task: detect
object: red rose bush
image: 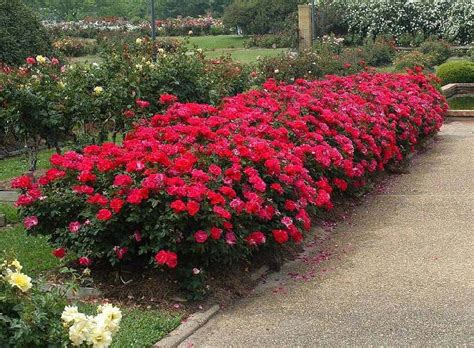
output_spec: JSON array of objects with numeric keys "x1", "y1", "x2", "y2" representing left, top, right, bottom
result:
[{"x1": 14, "y1": 71, "x2": 446, "y2": 282}]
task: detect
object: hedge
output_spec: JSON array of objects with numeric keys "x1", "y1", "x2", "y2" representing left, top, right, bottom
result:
[
  {"x1": 436, "y1": 60, "x2": 474, "y2": 85},
  {"x1": 14, "y1": 71, "x2": 446, "y2": 292}
]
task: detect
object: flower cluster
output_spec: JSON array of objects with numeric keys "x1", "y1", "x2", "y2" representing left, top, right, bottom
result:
[
  {"x1": 153, "y1": 16, "x2": 230, "y2": 36},
  {"x1": 0, "y1": 259, "x2": 32, "y2": 293},
  {"x1": 62, "y1": 304, "x2": 122, "y2": 347},
  {"x1": 15, "y1": 71, "x2": 446, "y2": 278}
]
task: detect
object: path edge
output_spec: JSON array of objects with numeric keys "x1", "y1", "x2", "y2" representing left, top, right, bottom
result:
[{"x1": 153, "y1": 304, "x2": 220, "y2": 348}]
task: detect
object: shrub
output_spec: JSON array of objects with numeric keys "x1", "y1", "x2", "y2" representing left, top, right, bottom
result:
[
  {"x1": 0, "y1": 0, "x2": 54, "y2": 66},
  {"x1": 244, "y1": 33, "x2": 295, "y2": 49},
  {"x1": 361, "y1": 37, "x2": 396, "y2": 67},
  {"x1": 436, "y1": 60, "x2": 474, "y2": 85},
  {"x1": 419, "y1": 39, "x2": 452, "y2": 66},
  {"x1": 393, "y1": 51, "x2": 433, "y2": 71},
  {"x1": 53, "y1": 37, "x2": 98, "y2": 57},
  {"x1": 0, "y1": 258, "x2": 67, "y2": 345},
  {"x1": 15, "y1": 71, "x2": 446, "y2": 293}
]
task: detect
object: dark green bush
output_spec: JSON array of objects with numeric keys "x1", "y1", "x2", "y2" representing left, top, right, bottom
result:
[
  {"x1": 436, "y1": 60, "x2": 474, "y2": 85},
  {"x1": 419, "y1": 39, "x2": 452, "y2": 66},
  {"x1": 0, "y1": 0, "x2": 54, "y2": 66}
]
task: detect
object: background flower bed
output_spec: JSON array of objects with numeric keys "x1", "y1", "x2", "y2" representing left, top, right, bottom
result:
[{"x1": 14, "y1": 70, "x2": 447, "y2": 294}]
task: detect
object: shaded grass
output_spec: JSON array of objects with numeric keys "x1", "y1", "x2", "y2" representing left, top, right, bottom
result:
[
  {"x1": 68, "y1": 54, "x2": 103, "y2": 64},
  {"x1": 0, "y1": 148, "x2": 55, "y2": 181},
  {"x1": 0, "y1": 225, "x2": 64, "y2": 276},
  {"x1": 448, "y1": 96, "x2": 474, "y2": 110}
]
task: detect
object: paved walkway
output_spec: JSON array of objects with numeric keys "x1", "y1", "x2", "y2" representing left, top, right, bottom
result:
[{"x1": 182, "y1": 120, "x2": 474, "y2": 347}]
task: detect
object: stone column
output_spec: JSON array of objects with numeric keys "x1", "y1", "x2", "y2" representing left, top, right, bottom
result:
[{"x1": 298, "y1": 4, "x2": 313, "y2": 51}]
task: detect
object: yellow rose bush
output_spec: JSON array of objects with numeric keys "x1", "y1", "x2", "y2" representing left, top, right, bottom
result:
[{"x1": 0, "y1": 257, "x2": 122, "y2": 346}]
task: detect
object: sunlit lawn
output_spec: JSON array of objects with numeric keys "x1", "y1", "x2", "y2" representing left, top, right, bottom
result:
[{"x1": 0, "y1": 148, "x2": 56, "y2": 181}]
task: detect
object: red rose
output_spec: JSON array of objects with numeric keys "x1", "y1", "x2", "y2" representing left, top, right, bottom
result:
[
  {"x1": 210, "y1": 227, "x2": 223, "y2": 240},
  {"x1": 53, "y1": 247, "x2": 66, "y2": 258},
  {"x1": 26, "y1": 57, "x2": 36, "y2": 65},
  {"x1": 159, "y1": 93, "x2": 178, "y2": 105},
  {"x1": 194, "y1": 230, "x2": 208, "y2": 243},
  {"x1": 170, "y1": 200, "x2": 186, "y2": 213},
  {"x1": 110, "y1": 198, "x2": 124, "y2": 213},
  {"x1": 154, "y1": 250, "x2": 178, "y2": 268},
  {"x1": 186, "y1": 200, "x2": 200, "y2": 216},
  {"x1": 97, "y1": 209, "x2": 112, "y2": 221},
  {"x1": 272, "y1": 229, "x2": 289, "y2": 244},
  {"x1": 78, "y1": 257, "x2": 91, "y2": 266},
  {"x1": 245, "y1": 231, "x2": 266, "y2": 246},
  {"x1": 11, "y1": 175, "x2": 33, "y2": 190},
  {"x1": 23, "y1": 216, "x2": 38, "y2": 229},
  {"x1": 135, "y1": 99, "x2": 150, "y2": 108},
  {"x1": 113, "y1": 174, "x2": 133, "y2": 187}
]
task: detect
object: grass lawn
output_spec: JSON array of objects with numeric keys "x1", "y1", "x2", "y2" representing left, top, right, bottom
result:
[
  {"x1": 0, "y1": 148, "x2": 56, "y2": 181},
  {"x1": 0, "y1": 225, "x2": 63, "y2": 276},
  {"x1": 67, "y1": 35, "x2": 287, "y2": 64},
  {"x1": 185, "y1": 34, "x2": 246, "y2": 49},
  {"x1": 205, "y1": 47, "x2": 287, "y2": 63},
  {"x1": 448, "y1": 96, "x2": 474, "y2": 110}
]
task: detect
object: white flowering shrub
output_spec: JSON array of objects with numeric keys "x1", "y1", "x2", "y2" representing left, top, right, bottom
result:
[{"x1": 337, "y1": 0, "x2": 473, "y2": 44}]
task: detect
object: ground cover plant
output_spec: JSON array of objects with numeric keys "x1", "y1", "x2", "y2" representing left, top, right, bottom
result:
[{"x1": 13, "y1": 70, "x2": 447, "y2": 295}]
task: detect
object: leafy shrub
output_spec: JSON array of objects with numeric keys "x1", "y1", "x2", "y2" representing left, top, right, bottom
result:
[
  {"x1": 0, "y1": 0, "x2": 54, "y2": 66},
  {"x1": 53, "y1": 37, "x2": 98, "y2": 57},
  {"x1": 436, "y1": 60, "x2": 474, "y2": 85},
  {"x1": 257, "y1": 45, "x2": 365, "y2": 83},
  {"x1": 393, "y1": 51, "x2": 433, "y2": 71},
  {"x1": 0, "y1": 258, "x2": 67, "y2": 345},
  {"x1": 361, "y1": 37, "x2": 396, "y2": 67},
  {"x1": 419, "y1": 39, "x2": 452, "y2": 66},
  {"x1": 15, "y1": 72, "x2": 446, "y2": 293}
]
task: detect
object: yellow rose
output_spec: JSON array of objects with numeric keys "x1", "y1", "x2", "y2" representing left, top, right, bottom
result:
[
  {"x1": 36, "y1": 55, "x2": 47, "y2": 64},
  {"x1": 7, "y1": 272, "x2": 32, "y2": 292},
  {"x1": 135, "y1": 38, "x2": 143, "y2": 45},
  {"x1": 93, "y1": 86, "x2": 104, "y2": 95}
]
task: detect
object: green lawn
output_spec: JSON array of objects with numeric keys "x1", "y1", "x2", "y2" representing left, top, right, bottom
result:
[
  {"x1": 205, "y1": 47, "x2": 287, "y2": 63},
  {"x1": 185, "y1": 34, "x2": 246, "y2": 49},
  {"x1": 0, "y1": 225, "x2": 63, "y2": 276},
  {"x1": 0, "y1": 148, "x2": 56, "y2": 181},
  {"x1": 68, "y1": 54, "x2": 103, "y2": 64},
  {"x1": 448, "y1": 96, "x2": 474, "y2": 110}
]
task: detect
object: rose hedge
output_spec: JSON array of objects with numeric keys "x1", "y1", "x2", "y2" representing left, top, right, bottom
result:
[{"x1": 14, "y1": 71, "x2": 446, "y2": 282}]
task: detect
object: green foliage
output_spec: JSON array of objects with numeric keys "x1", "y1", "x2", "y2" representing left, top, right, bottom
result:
[
  {"x1": 361, "y1": 37, "x2": 396, "y2": 67},
  {"x1": 419, "y1": 38, "x2": 452, "y2": 66},
  {"x1": 0, "y1": 258, "x2": 68, "y2": 346},
  {"x1": 436, "y1": 60, "x2": 474, "y2": 85},
  {"x1": 257, "y1": 42, "x2": 366, "y2": 83},
  {"x1": 0, "y1": 0, "x2": 53, "y2": 66},
  {"x1": 223, "y1": 0, "x2": 302, "y2": 35},
  {"x1": 393, "y1": 51, "x2": 433, "y2": 71}
]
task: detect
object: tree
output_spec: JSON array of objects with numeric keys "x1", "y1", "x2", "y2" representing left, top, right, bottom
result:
[
  {"x1": 223, "y1": 0, "x2": 302, "y2": 34},
  {"x1": 0, "y1": 0, "x2": 53, "y2": 65}
]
